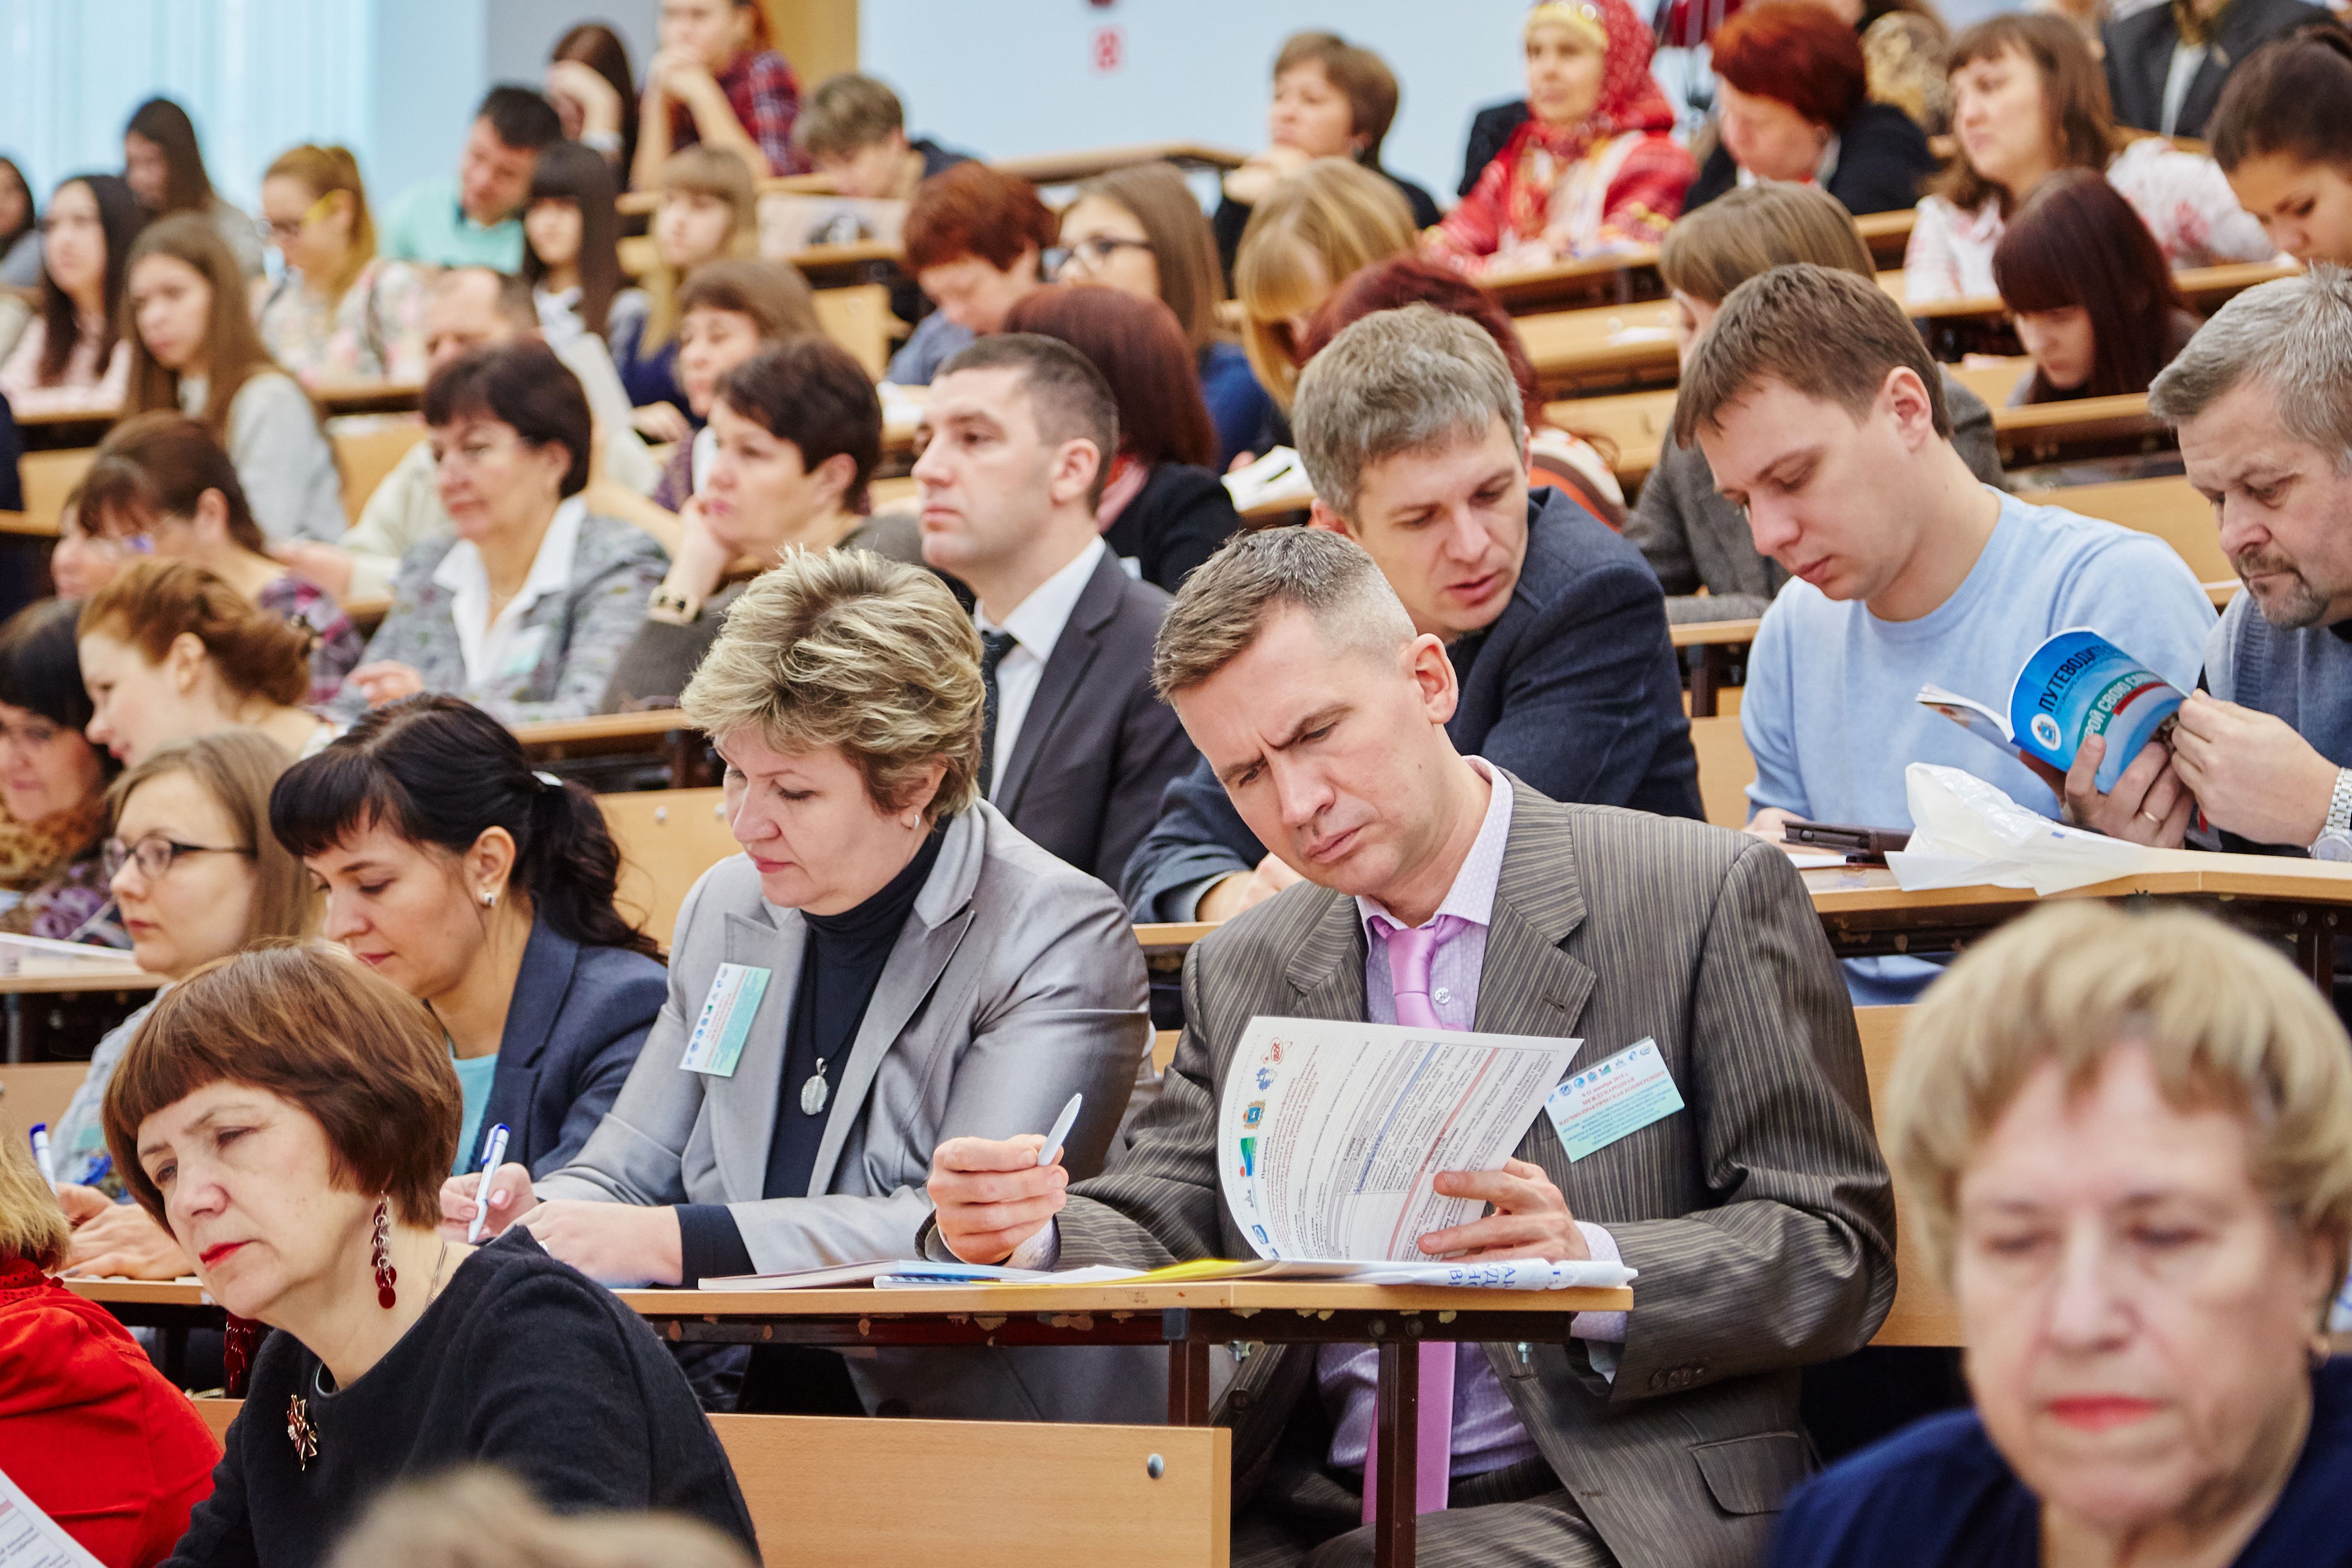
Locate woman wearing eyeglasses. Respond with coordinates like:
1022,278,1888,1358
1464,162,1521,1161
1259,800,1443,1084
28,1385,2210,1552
254,144,428,390
46,730,317,1273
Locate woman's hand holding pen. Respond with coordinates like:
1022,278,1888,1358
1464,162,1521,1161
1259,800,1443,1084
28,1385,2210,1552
927,1135,1069,1265
439,1162,534,1241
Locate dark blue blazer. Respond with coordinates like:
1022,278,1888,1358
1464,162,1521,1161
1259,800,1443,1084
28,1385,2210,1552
466,919,668,1177
1119,487,1704,919
1770,1358,2352,1568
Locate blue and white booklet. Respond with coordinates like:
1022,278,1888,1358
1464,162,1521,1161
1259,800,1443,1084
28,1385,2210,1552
1917,628,2186,794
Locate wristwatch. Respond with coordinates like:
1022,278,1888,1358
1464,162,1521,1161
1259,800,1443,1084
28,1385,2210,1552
2311,768,2352,861
646,585,702,626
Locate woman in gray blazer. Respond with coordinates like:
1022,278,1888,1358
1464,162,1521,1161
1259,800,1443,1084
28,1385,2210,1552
444,548,1156,1421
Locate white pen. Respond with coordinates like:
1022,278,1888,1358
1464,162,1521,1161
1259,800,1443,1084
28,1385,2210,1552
29,1124,54,1186
467,1123,511,1243
1036,1093,1083,1168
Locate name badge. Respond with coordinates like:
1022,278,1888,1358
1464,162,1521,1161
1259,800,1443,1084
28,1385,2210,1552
679,963,771,1078
1543,1037,1685,1161
495,624,553,681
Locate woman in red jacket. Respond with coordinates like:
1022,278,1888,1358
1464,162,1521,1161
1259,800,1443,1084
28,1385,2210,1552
0,1132,219,1567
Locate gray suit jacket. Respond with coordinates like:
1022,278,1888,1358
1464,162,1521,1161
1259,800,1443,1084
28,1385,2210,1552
539,800,1163,1421
1042,781,1896,1565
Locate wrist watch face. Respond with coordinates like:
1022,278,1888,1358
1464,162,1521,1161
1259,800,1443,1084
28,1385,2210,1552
2315,830,2352,863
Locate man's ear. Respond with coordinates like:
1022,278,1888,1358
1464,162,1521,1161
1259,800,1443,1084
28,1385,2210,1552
1404,632,1461,726
1047,438,1103,510
1881,365,1940,452
1307,498,1353,537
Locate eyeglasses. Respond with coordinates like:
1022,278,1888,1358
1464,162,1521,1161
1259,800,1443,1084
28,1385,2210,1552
102,834,256,882
0,717,65,752
263,193,340,242
1044,236,1154,280
430,435,526,472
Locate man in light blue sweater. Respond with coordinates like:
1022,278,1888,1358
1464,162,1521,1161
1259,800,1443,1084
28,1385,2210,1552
1678,265,2216,1001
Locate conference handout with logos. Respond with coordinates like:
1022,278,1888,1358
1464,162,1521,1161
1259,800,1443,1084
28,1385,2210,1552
1916,628,2186,794
1218,1017,1580,1263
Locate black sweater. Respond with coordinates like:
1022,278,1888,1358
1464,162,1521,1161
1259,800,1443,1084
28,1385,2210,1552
1101,463,1246,594
163,1232,755,1566
1684,101,1935,217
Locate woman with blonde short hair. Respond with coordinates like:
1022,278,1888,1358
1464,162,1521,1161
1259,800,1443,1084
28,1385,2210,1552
1773,902,2352,1568
451,549,1156,1423
1233,157,1417,411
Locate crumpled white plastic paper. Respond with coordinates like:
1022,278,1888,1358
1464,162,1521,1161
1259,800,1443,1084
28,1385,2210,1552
1884,763,2168,895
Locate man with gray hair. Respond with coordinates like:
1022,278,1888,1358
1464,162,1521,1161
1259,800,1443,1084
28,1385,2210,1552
928,525,1894,1568
2069,267,2352,865
1121,303,1701,925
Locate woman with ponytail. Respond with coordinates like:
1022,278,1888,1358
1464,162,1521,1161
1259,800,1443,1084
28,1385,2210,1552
255,143,430,387
270,695,665,1179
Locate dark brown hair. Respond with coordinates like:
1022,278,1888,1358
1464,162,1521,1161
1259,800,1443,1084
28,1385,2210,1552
1932,13,2119,215
1273,32,1403,165
524,141,625,338
79,559,312,709
551,22,641,176
1995,170,2192,401
2211,22,2352,176
123,215,313,440
718,337,884,512
1004,286,1216,470
937,332,1122,507
904,162,1058,274
81,412,268,555
422,340,593,496
34,173,142,388
125,98,216,214
1674,263,1952,446
104,942,460,1229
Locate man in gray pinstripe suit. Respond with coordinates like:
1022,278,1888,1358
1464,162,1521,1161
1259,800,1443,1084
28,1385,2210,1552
928,517,1897,1568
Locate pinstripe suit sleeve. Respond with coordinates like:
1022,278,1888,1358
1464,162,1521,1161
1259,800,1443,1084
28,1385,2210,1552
1604,838,1897,1400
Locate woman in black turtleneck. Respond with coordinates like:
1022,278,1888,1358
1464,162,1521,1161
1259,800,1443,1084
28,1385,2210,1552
447,551,1159,1425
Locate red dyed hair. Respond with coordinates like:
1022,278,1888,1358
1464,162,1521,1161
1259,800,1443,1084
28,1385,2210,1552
1005,287,1217,470
1300,256,1546,433
904,163,1058,274
1711,1,1868,129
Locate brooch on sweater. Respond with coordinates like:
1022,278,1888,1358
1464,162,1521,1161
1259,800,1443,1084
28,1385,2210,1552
287,1395,319,1469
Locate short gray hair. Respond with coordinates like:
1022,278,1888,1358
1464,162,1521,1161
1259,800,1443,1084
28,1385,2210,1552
2148,266,2352,466
1293,304,1525,521
1151,527,1415,700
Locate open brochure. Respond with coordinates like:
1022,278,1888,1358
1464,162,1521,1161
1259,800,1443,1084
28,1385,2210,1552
1916,628,2185,794
1219,1015,1581,1263
0,1465,105,1568
1115,1257,1633,1290
1221,447,1313,515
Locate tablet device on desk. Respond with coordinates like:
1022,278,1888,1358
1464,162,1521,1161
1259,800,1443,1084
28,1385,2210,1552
1783,820,1913,863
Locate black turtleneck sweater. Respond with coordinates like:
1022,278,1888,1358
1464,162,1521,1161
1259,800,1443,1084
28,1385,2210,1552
676,827,946,1285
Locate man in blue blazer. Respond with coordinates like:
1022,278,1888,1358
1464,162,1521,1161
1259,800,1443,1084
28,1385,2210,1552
1122,303,1702,924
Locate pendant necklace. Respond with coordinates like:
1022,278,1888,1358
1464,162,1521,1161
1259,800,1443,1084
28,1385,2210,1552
801,1057,830,1115
288,1238,453,1470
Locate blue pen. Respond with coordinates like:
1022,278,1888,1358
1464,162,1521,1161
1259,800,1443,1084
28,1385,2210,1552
467,1123,511,1243
29,1124,54,1185
81,1152,113,1187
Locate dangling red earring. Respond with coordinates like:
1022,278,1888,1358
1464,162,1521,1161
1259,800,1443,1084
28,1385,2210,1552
370,1197,397,1309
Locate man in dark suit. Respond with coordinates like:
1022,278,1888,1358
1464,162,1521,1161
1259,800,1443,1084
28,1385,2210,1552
2104,0,2325,138
928,525,1896,1568
1122,303,1702,924
913,333,1194,887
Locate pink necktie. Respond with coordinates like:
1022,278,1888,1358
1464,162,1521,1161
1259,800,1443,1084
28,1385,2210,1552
1363,916,1463,1521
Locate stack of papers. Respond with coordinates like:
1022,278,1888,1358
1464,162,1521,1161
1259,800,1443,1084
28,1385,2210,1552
698,1260,1142,1291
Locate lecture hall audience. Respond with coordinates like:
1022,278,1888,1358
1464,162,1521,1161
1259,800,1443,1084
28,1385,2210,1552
1774,904,2352,1568
273,697,666,1178
633,0,806,185
1002,286,1246,594
1428,0,1696,275
0,600,121,947
48,731,317,1251
0,172,140,417
1684,0,1937,217
888,161,1057,386
77,561,341,768
104,943,758,1565
77,415,362,704
912,333,1197,885
381,86,564,271
546,22,642,179
2210,22,2352,268
336,340,667,724
0,1131,218,1568
650,258,822,512
1056,160,1274,470
1994,170,2201,407
792,72,973,202
254,145,430,388
121,216,347,544
1905,13,2277,304
520,140,638,348
1680,264,2212,1001
1212,32,1444,278
604,336,921,713
121,98,264,278
2101,0,2323,139
456,550,1159,1424
613,144,759,434
1629,183,2004,623
1231,157,1417,416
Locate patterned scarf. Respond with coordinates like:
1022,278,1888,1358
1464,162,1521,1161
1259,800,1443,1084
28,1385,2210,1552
0,794,107,892
1505,0,1679,242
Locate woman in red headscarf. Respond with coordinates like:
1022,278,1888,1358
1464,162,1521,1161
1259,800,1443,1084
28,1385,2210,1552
1428,0,1697,276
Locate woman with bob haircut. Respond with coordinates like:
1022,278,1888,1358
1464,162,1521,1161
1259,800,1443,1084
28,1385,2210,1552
1904,12,2276,304
100,943,756,1565
121,215,345,542
49,732,318,1271
1773,902,2352,1567
0,1132,220,1568
272,695,666,1179
888,161,1058,387
649,258,821,513
2210,23,2352,268
78,560,339,768
1233,157,1417,415
1002,286,1243,593
336,340,667,724
1993,169,2200,405
451,549,1155,1424
1686,0,1936,216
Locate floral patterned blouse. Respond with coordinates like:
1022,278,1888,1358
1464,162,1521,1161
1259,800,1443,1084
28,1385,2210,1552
257,572,363,707
256,257,430,387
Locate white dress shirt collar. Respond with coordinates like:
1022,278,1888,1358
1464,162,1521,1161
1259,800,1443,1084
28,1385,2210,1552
432,495,588,686
975,536,1106,665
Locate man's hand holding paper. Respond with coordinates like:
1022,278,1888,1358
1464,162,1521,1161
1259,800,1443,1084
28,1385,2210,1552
1421,1157,1592,1262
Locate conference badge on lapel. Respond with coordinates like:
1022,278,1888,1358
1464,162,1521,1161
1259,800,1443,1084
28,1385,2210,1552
1543,1038,1685,1160
680,963,772,1078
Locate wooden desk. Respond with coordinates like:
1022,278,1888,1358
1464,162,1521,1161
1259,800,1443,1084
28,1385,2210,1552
509,709,711,786
75,1274,1625,1568
1135,922,1216,957
1480,249,1664,315
1996,392,2168,470
1855,209,1917,269
1545,387,1675,485
1520,299,1681,396
991,141,1248,186
1670,619,1761,718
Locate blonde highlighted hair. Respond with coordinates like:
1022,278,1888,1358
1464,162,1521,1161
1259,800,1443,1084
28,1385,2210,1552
264,144,377,305
1891,902,2352,1297
645,146,761,351
681,549,984,824
1233,158,1416,409
0,1126,70,1274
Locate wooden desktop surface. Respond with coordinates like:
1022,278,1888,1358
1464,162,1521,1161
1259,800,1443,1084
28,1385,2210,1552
1801,851,2352,913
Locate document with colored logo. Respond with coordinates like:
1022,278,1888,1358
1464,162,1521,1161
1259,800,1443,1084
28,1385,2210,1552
1916,628,2185,794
